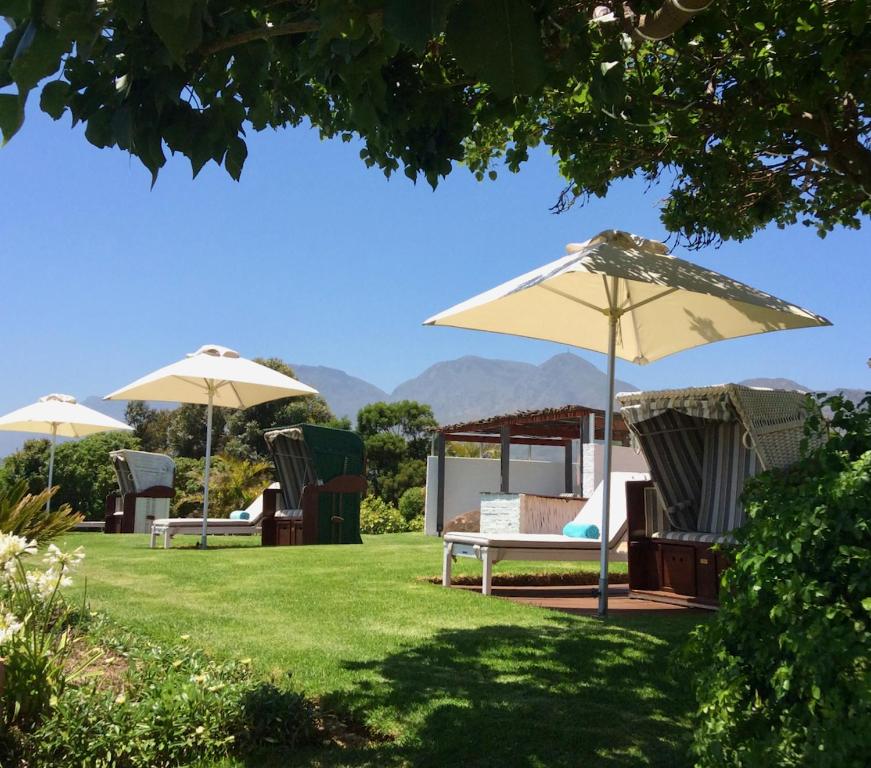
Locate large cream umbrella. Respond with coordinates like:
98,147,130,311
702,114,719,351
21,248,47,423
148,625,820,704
105,344,318,548
0,394,133,512
424,229,830,616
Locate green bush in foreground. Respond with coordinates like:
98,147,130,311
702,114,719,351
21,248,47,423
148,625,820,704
685,394,871,767
398,487,425,532
31,625,315,768
0,536,88,731
0,481,83,545
360,496,408,534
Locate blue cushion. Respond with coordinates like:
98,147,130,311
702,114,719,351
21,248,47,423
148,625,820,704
562,522,600,539
229,510,250,521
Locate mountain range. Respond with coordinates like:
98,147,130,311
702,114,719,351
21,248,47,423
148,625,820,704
0,354,865,457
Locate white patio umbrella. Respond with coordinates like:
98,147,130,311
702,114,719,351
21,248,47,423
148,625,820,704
105,344,318,548
424,229,831,616
0,393,133,512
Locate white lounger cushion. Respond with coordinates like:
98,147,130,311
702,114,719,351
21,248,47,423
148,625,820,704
444,532,600,549
153,518,259,528
564,471,650,544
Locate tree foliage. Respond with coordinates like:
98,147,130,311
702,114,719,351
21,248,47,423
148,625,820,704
357,400,437,504
684,393,871,766
1,1,867,246
0,432,139,520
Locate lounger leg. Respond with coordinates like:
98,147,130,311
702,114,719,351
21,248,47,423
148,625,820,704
442,542,453,587
481,547,493,596
164,528,171,549
150,527,156,549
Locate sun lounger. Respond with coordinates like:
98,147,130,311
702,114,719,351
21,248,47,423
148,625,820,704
442,471,649,595
149,483,281,549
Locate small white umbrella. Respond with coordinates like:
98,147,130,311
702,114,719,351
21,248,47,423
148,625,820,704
105,344,318,548
425,229,831,616
0,393,134,512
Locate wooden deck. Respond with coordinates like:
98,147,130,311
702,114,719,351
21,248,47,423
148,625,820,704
452,584,702,616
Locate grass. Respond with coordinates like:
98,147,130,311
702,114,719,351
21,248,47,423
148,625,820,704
61,532,706,767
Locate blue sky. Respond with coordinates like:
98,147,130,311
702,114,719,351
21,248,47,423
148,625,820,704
1,107,869,417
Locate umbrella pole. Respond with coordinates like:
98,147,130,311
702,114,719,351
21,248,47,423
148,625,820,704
46,424,57,514
201,390,214,550
598,291,619,618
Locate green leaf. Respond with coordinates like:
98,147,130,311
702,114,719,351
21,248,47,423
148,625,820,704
0,0,29,17
0,24,27,88
39,79,69,119
0,91,25,144
849,0,867,35
9,22,68,92
224,135,247,181
114,0,145,28
146,0,203,63
384,0,455,52
446,0,546,98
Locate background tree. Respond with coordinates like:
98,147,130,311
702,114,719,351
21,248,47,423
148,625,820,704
125,401,174,454
357,400,437,504
222,357,348,459
167,403,227,459
0,431,140,519
1,1,867,246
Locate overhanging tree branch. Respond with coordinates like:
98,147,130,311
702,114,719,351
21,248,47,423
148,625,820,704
199,18,320,57
630,0,714,42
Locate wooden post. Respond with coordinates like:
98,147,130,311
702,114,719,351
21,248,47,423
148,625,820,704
436,433,446,535
500,426,511,493
564,440,573,493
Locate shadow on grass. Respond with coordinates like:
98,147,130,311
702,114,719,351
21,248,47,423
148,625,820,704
277,614,697,768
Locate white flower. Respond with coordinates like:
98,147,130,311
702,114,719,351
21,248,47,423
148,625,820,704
25,566,72,599
0,533,37,567
43,544,85,572
0,611,23,645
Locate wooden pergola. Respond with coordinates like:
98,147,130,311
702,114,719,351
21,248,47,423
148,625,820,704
432,405,630,534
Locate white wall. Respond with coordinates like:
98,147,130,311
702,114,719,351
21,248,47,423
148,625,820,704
424,456,575,536
425,444,649,535
582,443,649,497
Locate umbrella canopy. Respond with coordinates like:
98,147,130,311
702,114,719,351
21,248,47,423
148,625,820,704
425,229,831,615
104,345,318,407
0,393,133,512
0,394,133,438
105,345,318,548
425,230,830,363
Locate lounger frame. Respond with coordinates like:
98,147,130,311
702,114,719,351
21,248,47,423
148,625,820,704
442,533,627,596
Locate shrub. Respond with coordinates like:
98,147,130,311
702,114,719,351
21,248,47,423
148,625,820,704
359,496,408,534
398,487,425,524
684,393,871,767
0,482,83,544
34,629,315,768
0,432,139,520
172,455,272,518
0,536,88,730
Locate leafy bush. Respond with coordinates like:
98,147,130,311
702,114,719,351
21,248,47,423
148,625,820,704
33,629,315,768
685,393,871,767
172,455,272,518
171,456,205,517
398,487,425,522
0,481,82,544
0,536,88,730
0,432,139,519
359,496,408,534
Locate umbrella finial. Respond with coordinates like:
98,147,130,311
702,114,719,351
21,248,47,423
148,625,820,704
189,344,240,359
39,394,77,404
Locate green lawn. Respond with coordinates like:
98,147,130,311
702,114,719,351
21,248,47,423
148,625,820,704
61,532,706,768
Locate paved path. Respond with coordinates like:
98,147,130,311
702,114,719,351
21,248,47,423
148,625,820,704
453,584,700,616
